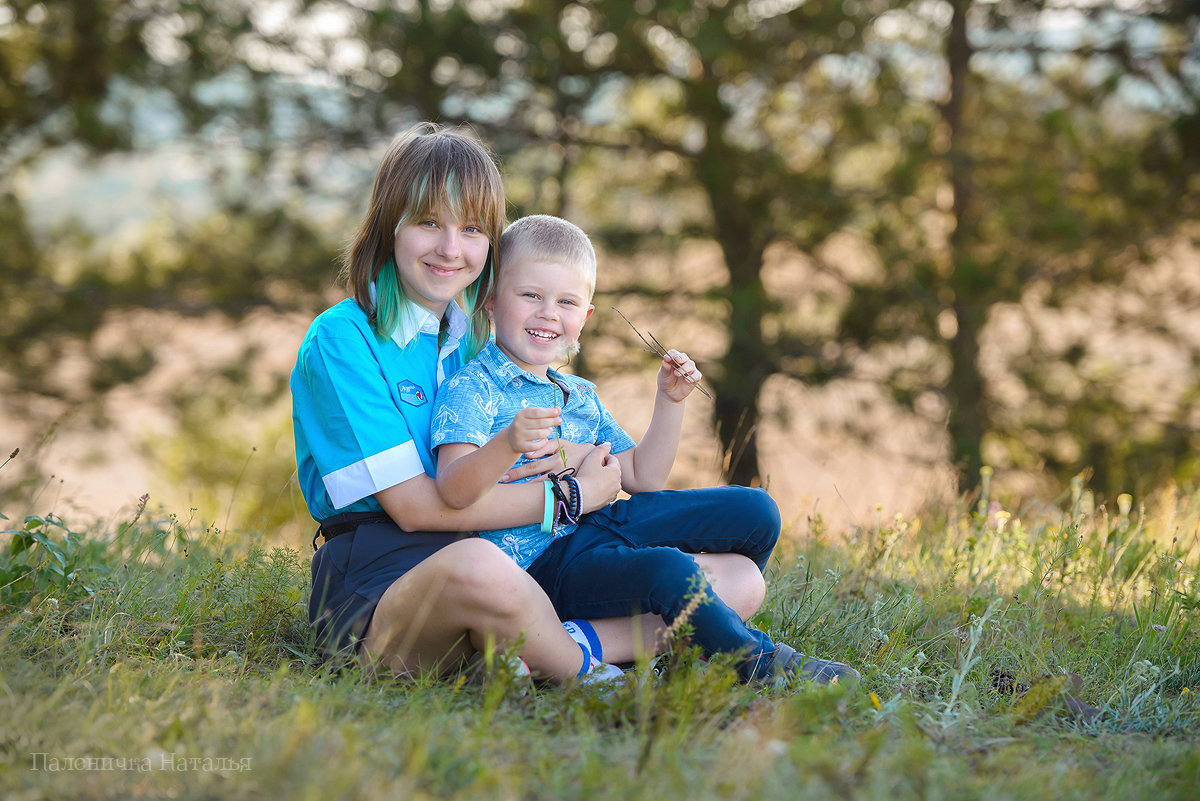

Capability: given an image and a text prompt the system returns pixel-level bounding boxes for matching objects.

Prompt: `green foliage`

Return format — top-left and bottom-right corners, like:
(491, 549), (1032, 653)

(0, 513), (114, 606)
(1, 501), (310, 671)
(0, 203), (341, 399)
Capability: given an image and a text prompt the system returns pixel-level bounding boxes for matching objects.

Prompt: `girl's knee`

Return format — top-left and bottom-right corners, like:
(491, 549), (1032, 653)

(439, 539), (531, 614)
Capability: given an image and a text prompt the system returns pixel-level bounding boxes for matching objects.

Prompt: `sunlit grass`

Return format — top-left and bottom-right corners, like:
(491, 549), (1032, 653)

(1, 476), (1198, 799)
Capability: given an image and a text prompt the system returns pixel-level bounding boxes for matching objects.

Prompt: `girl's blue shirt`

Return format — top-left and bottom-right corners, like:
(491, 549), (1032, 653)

(291, 298), (469, 521)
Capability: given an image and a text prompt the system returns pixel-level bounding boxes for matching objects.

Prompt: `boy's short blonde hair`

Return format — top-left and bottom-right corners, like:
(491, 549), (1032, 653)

(499, 215), (597, 299)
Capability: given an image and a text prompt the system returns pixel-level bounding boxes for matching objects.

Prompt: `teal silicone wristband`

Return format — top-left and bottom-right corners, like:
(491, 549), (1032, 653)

(541, 480), (554, 534)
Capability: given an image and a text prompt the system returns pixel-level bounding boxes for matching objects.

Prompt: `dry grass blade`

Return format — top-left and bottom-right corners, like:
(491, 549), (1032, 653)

(610, 307), (714, 400)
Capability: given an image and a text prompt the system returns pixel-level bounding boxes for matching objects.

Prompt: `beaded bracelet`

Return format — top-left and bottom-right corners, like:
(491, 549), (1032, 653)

(564, 473), (581, 520)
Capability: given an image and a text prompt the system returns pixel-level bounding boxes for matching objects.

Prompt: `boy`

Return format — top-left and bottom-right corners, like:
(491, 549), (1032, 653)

(430, 215), (858, 688)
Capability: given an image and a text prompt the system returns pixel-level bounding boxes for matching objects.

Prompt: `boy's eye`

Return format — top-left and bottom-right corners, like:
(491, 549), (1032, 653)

(559, 298), (576, 306)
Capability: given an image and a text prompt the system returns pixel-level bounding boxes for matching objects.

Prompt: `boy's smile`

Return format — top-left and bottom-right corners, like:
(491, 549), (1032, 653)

(487, 257), (594, 377)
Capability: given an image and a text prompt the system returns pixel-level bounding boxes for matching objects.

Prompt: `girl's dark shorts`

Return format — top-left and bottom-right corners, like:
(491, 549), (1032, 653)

(309, 520), (465, 661)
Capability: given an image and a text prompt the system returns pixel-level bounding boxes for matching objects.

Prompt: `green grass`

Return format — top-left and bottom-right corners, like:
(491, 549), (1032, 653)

(1, 478), (1198, 800)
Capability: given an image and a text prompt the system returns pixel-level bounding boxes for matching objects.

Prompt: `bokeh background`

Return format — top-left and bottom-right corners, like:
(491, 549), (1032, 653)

(1, 0), (1198, 545)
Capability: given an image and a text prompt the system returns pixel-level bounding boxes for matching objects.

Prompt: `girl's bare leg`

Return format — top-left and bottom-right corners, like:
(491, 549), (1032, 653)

(588, 552), (767, 663)
(361, 538), (585, 682)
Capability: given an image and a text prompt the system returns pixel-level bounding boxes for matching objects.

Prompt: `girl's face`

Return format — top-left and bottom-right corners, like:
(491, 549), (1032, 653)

(393, 206), (491, 316)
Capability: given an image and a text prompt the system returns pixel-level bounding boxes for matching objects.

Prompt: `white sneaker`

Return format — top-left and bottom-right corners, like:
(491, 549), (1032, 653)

(579, 655), (625, 686)
(460, 650), (531, 686)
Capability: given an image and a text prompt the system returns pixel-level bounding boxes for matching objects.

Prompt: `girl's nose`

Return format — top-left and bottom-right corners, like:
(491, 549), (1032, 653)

(435, 228), (461, 259)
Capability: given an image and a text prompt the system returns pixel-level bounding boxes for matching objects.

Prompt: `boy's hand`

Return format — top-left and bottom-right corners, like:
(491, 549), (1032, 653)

(505, 406), (562, 456)
(657, 349), (703, 403)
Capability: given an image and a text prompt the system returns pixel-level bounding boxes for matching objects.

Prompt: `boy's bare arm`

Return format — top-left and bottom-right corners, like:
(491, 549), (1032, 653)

(616, 349), (701, 494)
(435, 406), (563, 509)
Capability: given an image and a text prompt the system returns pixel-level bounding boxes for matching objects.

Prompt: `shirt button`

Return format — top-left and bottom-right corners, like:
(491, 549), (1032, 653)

(510, 379), (520, 388)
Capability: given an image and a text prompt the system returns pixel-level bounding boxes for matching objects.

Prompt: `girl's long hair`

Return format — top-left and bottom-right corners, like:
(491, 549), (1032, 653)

(340, 123), (503, 360)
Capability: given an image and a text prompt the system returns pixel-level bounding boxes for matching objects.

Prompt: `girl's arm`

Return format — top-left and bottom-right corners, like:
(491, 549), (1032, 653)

(435, 406), (563, 509)
(615, 350), (701, 494)
(379, 441), (621, 531)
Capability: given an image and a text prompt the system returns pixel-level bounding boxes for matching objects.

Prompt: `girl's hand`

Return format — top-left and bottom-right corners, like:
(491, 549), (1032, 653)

(574, 443), (623, 512)
(505, 406), (562, 456)
(657, 349), (703, 403)
(500, 440), (593, 483)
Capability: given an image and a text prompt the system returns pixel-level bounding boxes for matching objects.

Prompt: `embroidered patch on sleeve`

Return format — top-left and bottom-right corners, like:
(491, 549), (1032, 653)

(397, 380), (428, 406)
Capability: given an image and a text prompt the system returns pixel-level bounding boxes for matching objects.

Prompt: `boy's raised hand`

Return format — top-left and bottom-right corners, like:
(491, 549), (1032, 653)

(506, 406), (562, 456)
(657, 349), (703, 403)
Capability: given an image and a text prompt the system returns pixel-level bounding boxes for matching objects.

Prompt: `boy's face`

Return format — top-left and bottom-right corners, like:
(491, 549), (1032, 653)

(486, 255), (594, 376)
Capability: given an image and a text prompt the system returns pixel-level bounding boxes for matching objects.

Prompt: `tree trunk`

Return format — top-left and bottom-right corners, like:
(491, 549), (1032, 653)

(713, 255), (772, 487)
(946, 309), (985, 482)
(687, 82), (775, 487)
(943, 0), (986, 487)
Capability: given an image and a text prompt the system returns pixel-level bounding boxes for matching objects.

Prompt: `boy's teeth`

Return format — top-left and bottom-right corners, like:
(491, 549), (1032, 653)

(527, 330), (557, 341)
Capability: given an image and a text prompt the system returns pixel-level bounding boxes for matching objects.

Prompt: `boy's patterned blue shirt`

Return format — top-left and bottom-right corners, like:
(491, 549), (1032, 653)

(431, 341), (636, 568)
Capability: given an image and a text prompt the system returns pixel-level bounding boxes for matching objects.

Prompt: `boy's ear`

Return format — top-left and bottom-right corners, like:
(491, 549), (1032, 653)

(584, 304), (595, 323)
(484, 295), (495, 320)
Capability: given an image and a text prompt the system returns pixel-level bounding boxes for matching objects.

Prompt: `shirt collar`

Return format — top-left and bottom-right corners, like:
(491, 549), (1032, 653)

(476, 341), (532, 384)
(368, 281), (468, 350)
(475, 341), (596, 391)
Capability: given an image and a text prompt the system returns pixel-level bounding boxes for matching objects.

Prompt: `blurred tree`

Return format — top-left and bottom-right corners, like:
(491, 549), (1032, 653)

(0, 0), (370, 398)
(2, 0), (1198, 497)
(446, 0), (902, 486)
(837, 0), (1200, 490)
(457, 0), (1200, 491)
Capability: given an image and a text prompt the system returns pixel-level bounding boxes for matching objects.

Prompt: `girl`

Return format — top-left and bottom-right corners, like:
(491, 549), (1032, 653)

(292, 124), (768, 682)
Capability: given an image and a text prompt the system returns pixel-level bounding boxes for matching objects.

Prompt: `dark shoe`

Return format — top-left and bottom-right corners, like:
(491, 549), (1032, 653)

(765, 644), (860, 691)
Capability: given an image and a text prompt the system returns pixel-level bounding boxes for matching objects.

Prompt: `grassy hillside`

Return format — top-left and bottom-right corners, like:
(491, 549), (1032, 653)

(2, 477), (1198, 800)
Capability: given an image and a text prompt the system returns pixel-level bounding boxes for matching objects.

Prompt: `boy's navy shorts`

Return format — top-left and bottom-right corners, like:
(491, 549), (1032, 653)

(308, 519), (465, 662)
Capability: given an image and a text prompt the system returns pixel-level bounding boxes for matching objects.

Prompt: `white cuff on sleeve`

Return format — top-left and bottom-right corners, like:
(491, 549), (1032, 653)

(322, 440), (426, 510)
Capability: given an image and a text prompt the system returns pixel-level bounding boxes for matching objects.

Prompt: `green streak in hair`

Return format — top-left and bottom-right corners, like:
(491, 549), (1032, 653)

(373, 256), (420, 347)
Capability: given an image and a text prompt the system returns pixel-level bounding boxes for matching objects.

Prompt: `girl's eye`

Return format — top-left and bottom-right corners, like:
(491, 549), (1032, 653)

(464, 224), (482, 234)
